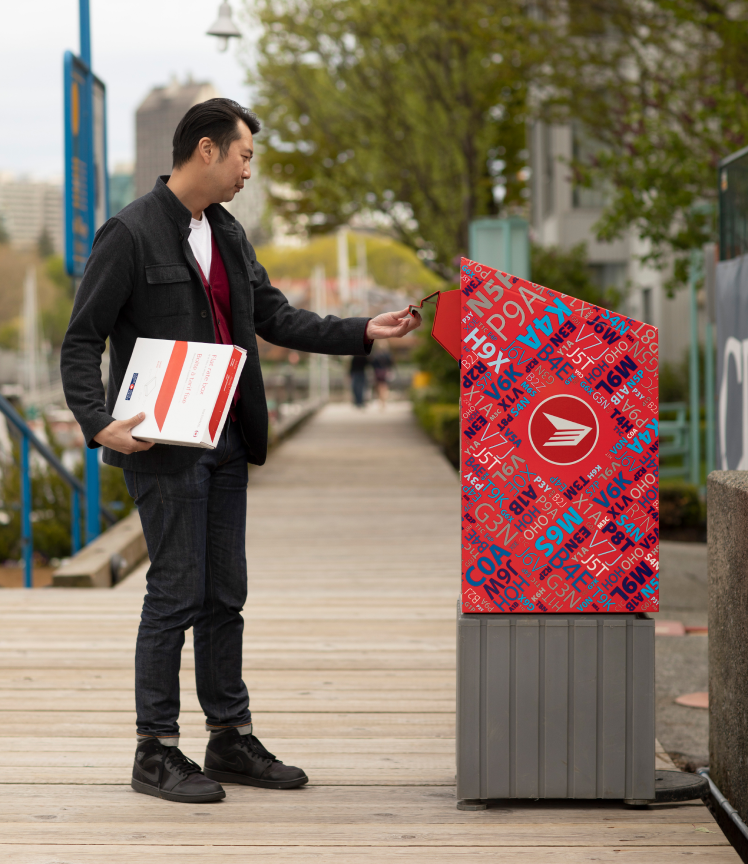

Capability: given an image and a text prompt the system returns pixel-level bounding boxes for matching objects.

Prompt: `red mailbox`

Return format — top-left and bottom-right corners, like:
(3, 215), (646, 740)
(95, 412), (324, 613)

(416, 258), (660, 615)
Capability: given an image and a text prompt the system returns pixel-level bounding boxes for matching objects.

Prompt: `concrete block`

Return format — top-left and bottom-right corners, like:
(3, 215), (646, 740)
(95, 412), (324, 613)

(52, 510), (147, 588)
(708, 471), (748, 819)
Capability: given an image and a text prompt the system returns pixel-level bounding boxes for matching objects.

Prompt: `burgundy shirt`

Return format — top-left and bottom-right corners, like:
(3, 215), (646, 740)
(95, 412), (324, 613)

(196, 233), (240, 416)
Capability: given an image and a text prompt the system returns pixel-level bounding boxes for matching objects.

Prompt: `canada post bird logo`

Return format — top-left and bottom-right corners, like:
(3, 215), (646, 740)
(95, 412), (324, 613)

(125, 372), (138, 401)
(528, 395), (599, 466)
(543, 414), (592, 447)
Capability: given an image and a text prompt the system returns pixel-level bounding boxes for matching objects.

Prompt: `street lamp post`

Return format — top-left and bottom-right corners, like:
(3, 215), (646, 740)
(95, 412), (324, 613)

(206, 1), (242, 51)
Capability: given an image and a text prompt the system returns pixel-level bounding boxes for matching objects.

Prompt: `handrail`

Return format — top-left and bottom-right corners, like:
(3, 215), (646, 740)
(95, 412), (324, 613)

(0, 393), (117, 588)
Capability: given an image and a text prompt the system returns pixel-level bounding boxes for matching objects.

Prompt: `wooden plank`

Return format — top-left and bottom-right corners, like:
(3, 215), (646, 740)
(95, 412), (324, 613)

(0, 653), (457, 671)
(0, 847), (740, 863)
(0, 712), (456, 738)
(0, 671), (455, 690)
(0, 692), (456, 712)
(0, 822), (732, 846)
(0, 772), (455, 788)
(0, 738), (455, 754)
(0, 784), (714, 824)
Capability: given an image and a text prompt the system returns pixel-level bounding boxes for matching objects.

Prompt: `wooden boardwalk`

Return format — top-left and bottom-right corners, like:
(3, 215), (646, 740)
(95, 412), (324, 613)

(0, 402), (736, 862)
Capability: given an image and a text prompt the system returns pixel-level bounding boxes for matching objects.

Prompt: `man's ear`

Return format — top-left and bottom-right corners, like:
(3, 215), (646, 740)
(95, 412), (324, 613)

(197, 137), (214, 165)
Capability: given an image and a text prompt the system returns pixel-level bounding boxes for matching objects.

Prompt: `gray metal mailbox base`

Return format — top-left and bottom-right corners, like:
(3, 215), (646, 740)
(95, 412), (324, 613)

(457, 608), (655, 804)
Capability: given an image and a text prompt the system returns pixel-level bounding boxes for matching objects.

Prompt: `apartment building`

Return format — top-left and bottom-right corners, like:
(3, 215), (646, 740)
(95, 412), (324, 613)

(529, 121), (693, 366)
(0, 175), (63, 254)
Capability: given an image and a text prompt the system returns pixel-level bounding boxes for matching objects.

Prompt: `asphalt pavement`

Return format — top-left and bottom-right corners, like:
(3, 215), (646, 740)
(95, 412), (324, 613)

(657, 540), (709, 769)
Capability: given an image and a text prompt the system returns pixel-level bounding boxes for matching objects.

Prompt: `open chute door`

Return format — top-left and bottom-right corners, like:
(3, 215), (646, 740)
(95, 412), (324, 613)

(408, 289), (460, 361)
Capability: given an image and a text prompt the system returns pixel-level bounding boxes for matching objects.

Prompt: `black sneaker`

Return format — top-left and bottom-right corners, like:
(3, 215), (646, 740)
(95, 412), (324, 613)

(203, 728), (309, 789)
(132, 738), (226, 803)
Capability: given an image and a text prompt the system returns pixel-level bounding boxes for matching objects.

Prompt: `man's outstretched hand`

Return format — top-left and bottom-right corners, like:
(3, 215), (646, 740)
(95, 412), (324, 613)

(94, 413), (154, 455)
(366, 307), (422, 340)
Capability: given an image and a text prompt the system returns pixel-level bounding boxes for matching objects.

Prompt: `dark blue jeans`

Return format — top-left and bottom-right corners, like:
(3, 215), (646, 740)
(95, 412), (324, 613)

(351, 371), (366, 407)
(124, 417), (252, 738)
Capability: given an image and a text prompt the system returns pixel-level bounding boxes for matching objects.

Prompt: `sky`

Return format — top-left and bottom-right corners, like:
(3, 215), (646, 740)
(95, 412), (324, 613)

(0, 0), (259, 180)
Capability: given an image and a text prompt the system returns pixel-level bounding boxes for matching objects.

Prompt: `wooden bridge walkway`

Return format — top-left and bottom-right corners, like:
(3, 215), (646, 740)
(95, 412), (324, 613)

(0, 402), (736, 861)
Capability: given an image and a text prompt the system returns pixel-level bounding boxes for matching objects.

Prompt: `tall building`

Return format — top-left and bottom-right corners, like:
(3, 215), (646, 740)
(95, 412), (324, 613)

(135, 77), (219, 198)
(222, 163), (269, 247)
(0, 175), (63, 254)
(529, 121), (692, 366)
(110, 162), (135, 216)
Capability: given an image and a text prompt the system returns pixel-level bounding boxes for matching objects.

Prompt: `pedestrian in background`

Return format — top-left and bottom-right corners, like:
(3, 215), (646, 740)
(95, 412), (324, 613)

(350, 354), (369, 408)
(370, 341), (394, 410)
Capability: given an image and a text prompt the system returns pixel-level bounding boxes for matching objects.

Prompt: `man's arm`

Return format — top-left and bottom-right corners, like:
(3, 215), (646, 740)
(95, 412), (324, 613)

(250, 255), (371, 354)
(60, 219), (151, 453)
(250, 255), (420, 350)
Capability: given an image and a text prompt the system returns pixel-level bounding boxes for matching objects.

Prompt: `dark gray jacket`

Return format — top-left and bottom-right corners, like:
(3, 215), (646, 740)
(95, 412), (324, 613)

(61, 177), (369, 473)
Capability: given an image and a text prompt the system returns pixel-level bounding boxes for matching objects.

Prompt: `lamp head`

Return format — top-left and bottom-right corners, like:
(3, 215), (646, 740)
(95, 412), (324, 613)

(207, 1), (241, 52)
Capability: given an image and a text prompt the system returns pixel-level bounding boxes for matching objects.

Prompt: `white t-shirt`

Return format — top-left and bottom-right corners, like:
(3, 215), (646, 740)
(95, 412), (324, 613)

(188, 213), (212, 279)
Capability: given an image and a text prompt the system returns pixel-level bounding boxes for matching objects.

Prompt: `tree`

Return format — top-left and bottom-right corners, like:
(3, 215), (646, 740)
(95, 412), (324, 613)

(37, 227), (54, 259)
(246, 0), (544, 275)
(530, 242), (620, 309)
(543, 0), (748, 290)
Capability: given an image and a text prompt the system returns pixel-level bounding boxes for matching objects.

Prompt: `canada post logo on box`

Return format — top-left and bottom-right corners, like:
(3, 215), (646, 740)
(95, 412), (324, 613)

(125, 373), (138, 401)
(459, 258), (659, 615)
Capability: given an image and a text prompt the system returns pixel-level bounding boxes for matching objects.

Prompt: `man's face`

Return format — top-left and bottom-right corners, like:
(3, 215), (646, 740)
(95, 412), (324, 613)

(207, 120), (254, 203)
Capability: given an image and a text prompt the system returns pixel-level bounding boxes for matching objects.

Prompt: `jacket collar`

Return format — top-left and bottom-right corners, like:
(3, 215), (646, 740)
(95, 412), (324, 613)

(152, 176), (240, 236)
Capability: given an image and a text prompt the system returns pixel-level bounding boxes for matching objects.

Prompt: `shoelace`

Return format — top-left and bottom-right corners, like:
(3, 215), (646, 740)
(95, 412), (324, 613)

(163, 746), (204, 778)
(236, 734), (278, 764)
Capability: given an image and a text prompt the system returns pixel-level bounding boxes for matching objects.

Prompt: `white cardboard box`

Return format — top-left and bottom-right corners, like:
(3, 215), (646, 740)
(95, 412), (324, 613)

(112, 338), (247, 448)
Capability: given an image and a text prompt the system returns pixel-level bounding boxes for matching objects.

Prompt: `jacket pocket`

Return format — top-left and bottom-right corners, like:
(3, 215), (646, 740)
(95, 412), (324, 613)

(145, 264), (192, 316)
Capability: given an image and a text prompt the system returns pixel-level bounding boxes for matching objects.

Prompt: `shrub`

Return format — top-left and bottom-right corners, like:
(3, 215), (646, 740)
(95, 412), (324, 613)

(413, 400), (460, 468)
(659, 481), (704, 535)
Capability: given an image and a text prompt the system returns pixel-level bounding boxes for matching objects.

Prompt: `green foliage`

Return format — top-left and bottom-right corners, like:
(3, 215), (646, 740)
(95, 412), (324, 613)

(659, 362), (687, 404)
(658, 345), (707, 404)
(0, 425), (133, 564)
(411, 289), (460, 466)
(257, 233), (443, 294)
(0, 320), (19, 350)
(0, 447), (77, 563)
(413, 400), (460, 468)
(544, 0), (748, 292)
(100, 464), (135, 522)
(0, 215), (8, 245)
(530, 242), (620, 309)
(659, 481), (704, 530)
(45, 255), (74, 298)
(247, 0), (543, 274)
(39, 256), (74, 349)
(37, 228), (55, 260)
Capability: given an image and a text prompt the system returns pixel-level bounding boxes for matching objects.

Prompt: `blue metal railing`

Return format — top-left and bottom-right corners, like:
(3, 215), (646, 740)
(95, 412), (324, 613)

(0, 394), (116, 588)
(659, 401), (690, 480)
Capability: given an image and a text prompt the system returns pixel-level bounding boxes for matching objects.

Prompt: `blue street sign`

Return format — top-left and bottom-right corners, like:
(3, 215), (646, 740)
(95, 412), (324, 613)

(63, 0), (108, 544)
(63, 54), (108, 278)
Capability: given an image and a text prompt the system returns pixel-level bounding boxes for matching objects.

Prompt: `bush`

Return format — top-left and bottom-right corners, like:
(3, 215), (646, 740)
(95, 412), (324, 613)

(413, 400), (460, 468)
(0, 421), (134, 564)
(659, 481), (705, 541)
(530, 242), (621, 310)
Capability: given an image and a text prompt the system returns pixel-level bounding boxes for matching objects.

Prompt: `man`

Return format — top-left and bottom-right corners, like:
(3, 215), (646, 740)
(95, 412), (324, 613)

(61, 98), (421, 803)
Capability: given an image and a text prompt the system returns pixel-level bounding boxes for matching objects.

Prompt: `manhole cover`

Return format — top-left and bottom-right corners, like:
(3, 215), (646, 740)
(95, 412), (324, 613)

(655, 770), (708, 802)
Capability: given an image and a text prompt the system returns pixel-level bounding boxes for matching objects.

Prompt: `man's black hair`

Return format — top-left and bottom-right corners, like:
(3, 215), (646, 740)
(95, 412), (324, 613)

(172, 98), (261, 168)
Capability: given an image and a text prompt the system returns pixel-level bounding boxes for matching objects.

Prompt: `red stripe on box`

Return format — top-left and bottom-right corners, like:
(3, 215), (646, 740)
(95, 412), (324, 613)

(154, 341), (188, 431)
(209, 348), (243, 441)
